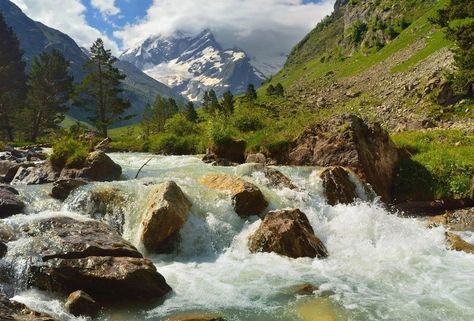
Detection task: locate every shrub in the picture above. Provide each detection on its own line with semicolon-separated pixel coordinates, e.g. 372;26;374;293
50;137;90;169
164;113;198;136
153;134;198;155
233;114;264;132
350;20;368;44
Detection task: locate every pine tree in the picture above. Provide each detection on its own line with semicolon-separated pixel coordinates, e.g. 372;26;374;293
75;39;131;137
266;84;276;96
185;101;198;122
245;84;257;102
208;89;220;113
152;95;168;132
221;91;234;115
202;91;211;111
141;103;153;139
275;83;284;96
25;50;73;142
0;13;26;141
432;0;474;96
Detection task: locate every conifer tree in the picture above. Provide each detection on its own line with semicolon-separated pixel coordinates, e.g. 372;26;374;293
432;0;474;96
275;83;284;96
25;50;73;142
245;84;258;102
0;13;26;141
221;91;234;115
266;84;275;96
185;101;198;122
202;91;211;111
141;103;153;139
75;38;131;137
208;89;220;113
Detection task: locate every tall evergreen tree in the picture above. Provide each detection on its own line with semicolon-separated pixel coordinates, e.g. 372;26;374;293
208;89;220;113
221;91;234;115
245;84;258;102
0;13;26;141
266;84;276;96
152;95;179;132
275;83;285;96
141;103;153;139
432;0;474;96
185;101;198;122
202;91;211;111
75;38;131;137
25;50;73;142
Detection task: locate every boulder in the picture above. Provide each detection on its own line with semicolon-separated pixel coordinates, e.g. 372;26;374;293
203;139;246;165
201;174;268;217
446;232;474;254
246;153;266;164
165;313;226;321
141;181;191;253
0;187;24;218
15;217;171;303
248;209;328;259
0;294;58;321
320;166;358;205
50;179;88;201
11;162;58;185
65;290;100;317
0;161;18;177
286;115;399;203
60;151;122;182
264;167;297;190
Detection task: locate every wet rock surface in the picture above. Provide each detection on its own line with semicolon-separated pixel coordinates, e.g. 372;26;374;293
446;232;474;254
50;179;88;201
141;181;191;253
0;186;25;218
65;290;100;317
0;294;58;321
249;209;328;259
320;166;358;205
202;139;246;165
201;174;268;217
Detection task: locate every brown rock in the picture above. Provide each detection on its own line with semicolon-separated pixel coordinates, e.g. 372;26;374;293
0;294;58;321
286;115;399;203
246;153;266;164
203;139;246;164
264;167;297;190
50;179;88;201
201;174;268;217
165;313;226;321
446;232;474;254
248;209;328;259
0;187;24;218
320;166;358;205
427;208;474;231
60;151;121;182
141;181;191;253
65;290;100;317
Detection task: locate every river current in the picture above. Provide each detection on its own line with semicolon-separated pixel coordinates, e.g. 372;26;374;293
4;153;474;321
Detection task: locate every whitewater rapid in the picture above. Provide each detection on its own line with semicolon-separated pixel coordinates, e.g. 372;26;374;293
5;153;474;321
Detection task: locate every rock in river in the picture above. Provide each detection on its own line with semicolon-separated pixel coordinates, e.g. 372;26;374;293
141;181;191;253
0;186;24;218
201;174;268;217
249;209;328;259
320;166;358;205
65;290;100;317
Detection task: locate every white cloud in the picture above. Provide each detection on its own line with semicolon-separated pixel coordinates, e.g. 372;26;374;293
9;0;120;54
91;0;120;16
115;0;335;74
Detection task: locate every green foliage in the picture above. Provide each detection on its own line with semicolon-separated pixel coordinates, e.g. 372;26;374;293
245;84;258;102
153;133;200;155
233;114;264;132
0;141;5;151
266;83;284;96
221;91;235;116
74;38;131;137
164;113;198;136
185;101;198;122
350;20;368;44
50;137;90;169
24;50;73;142
393;130;474;201
0;13;27;141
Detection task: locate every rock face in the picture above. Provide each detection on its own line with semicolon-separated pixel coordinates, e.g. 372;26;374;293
65;290;100;317
18;217;171;303
285;115;399;203
246;153;267;164
141;181;191;253
61;151;122;182
0;186;24;218
0;294;58;321
248;209;328;259
320;166;358;205
50;179;88;201
203;139;246;165
11;162;58;185
446;232;474;254
201;174;268;217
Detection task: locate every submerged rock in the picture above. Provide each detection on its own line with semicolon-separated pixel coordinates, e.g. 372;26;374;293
446;232;474;254
0;294;58;321
201;174;268;217
65;290;100;317
264;167;297;190
16;217;171;303
141;181;191;253
248;209;328;259
320;166;358;205
50;179;88;201
284;115;399;203
0;186;25;218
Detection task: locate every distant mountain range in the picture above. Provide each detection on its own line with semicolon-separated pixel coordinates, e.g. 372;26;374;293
120;30;265;101
0;0;183;125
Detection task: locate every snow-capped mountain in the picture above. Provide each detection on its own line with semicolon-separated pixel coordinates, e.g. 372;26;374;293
120;30;265;101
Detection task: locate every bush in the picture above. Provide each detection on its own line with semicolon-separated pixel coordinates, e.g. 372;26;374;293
164;113;198;136
233;114;264;132
50;137;90;169
153;134;199;155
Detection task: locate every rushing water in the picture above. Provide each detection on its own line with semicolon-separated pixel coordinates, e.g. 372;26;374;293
3;153;474;321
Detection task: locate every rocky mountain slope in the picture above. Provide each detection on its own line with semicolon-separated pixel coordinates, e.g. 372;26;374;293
0;0;183;125
120;30;265;101
261;0;472;131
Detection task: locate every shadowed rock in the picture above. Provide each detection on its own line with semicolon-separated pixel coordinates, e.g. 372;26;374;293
320;166;358;205
65;290;100;317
